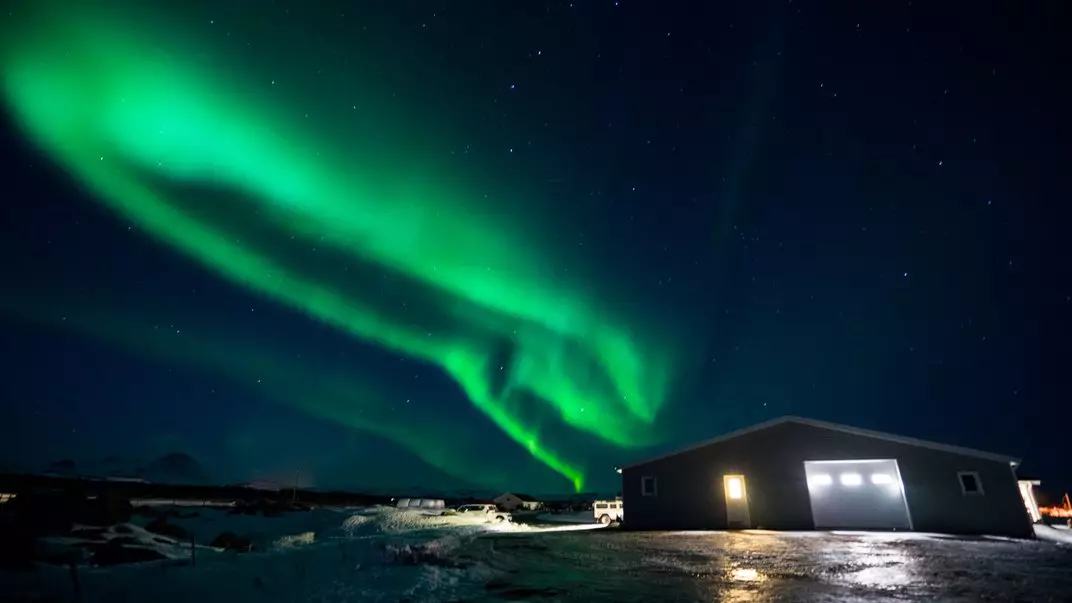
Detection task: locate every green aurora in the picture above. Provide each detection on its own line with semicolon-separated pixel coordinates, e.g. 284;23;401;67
0;2;684;490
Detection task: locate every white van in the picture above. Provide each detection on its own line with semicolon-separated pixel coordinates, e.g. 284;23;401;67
455;503;512;523
593;499;623;524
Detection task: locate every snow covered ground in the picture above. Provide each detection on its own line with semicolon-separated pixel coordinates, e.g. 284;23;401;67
534;511;597;524
1035;523;1072;545
3;507;1071;602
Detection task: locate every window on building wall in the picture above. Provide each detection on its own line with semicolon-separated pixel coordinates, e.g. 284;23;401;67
958;471;984;495
641;476;657;497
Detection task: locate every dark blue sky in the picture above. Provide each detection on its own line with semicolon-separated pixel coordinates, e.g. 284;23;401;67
0;0;1066;497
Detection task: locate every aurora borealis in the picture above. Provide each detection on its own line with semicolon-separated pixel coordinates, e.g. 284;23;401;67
1;1;1067;495
0;1;681;491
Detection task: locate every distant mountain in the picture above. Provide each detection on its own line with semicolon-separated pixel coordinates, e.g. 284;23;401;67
376;486;606;501
41;453;209;484
45;459;78;475
385;486;491;499
46;457;76;472
136;452;210;485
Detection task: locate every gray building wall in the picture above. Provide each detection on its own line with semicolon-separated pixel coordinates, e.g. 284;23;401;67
622;421;1032;537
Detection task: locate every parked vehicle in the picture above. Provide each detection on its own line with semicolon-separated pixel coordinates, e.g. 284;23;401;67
593;499;623;524
456;503;512;523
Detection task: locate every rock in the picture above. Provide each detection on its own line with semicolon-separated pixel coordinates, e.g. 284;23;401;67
145;518;188;541
215;532;236;548
209;531;252;552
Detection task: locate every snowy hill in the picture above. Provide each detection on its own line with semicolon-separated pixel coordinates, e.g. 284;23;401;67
136;453;209;485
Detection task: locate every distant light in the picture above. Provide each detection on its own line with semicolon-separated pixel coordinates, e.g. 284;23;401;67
727;477;743;500
840;473;863;487
615;467;622;474
809;474;833;488
871;473;893;485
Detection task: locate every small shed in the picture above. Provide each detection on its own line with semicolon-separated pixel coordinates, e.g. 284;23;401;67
395;497;445;511
622;416;1033;537
494;492;542;511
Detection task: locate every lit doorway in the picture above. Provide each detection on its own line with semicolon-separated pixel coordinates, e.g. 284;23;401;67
723;474;751;528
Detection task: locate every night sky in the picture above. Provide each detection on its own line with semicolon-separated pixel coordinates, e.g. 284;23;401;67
0;1;1066;497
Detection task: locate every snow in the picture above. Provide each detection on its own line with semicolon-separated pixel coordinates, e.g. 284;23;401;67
535;511;595;524
1035;523;1072;545
131;498;236;508
38;522;207;563
4;508;1071;602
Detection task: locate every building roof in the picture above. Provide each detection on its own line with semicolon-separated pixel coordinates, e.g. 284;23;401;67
622;415;1021;469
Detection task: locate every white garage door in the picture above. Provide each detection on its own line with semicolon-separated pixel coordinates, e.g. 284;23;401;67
804;459;912;530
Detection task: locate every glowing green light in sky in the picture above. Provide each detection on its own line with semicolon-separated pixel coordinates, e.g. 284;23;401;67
0;2;680;490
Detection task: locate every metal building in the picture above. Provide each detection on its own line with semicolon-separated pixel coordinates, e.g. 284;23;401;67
621;416;1033;537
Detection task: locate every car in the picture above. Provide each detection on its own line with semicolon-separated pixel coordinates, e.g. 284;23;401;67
593;499;623;524
456;503;512;523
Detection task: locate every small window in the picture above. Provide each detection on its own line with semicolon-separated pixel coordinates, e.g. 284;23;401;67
958;471;984;495
641;476;658;497
596;503;608;509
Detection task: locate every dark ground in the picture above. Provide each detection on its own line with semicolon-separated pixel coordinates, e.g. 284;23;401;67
468;529;1072;602
3;507;1071;602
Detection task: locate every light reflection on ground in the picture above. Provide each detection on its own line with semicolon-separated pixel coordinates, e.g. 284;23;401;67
3;510;1071;602
730;567;762;582
466;529;1072;602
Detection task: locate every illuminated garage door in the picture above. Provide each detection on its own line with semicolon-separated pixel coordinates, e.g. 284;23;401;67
804;459;912;530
